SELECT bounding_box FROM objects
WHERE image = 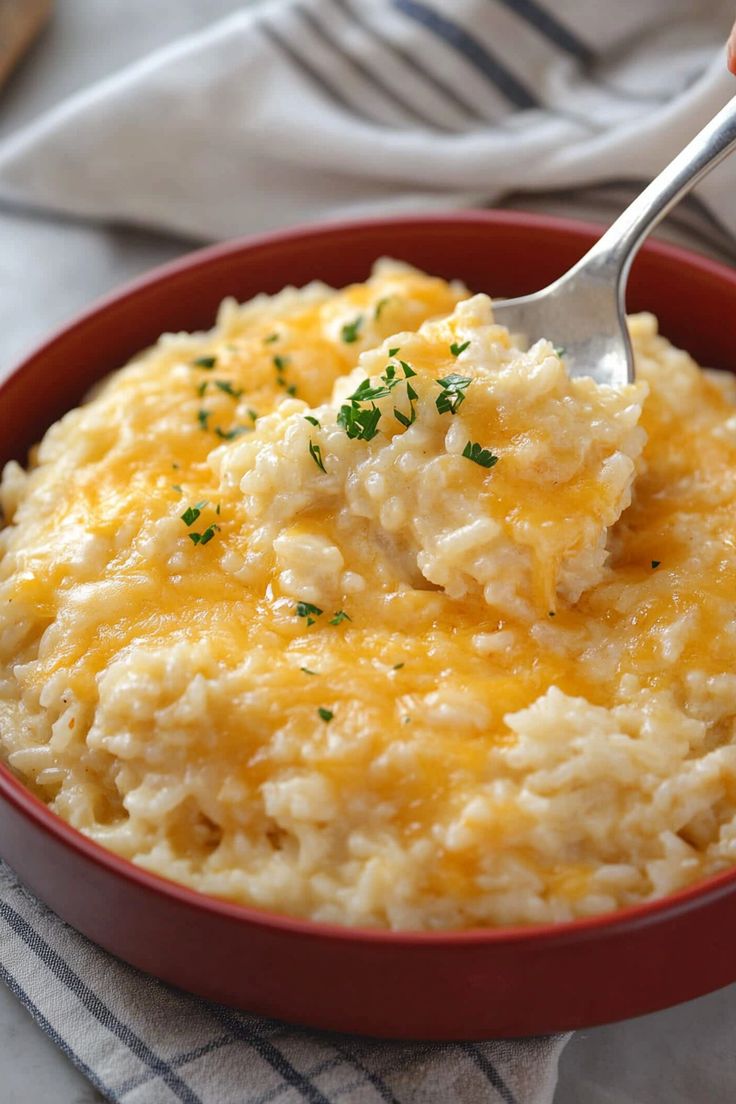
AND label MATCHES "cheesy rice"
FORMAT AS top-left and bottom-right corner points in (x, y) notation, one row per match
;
(2, 261), (736, 930)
